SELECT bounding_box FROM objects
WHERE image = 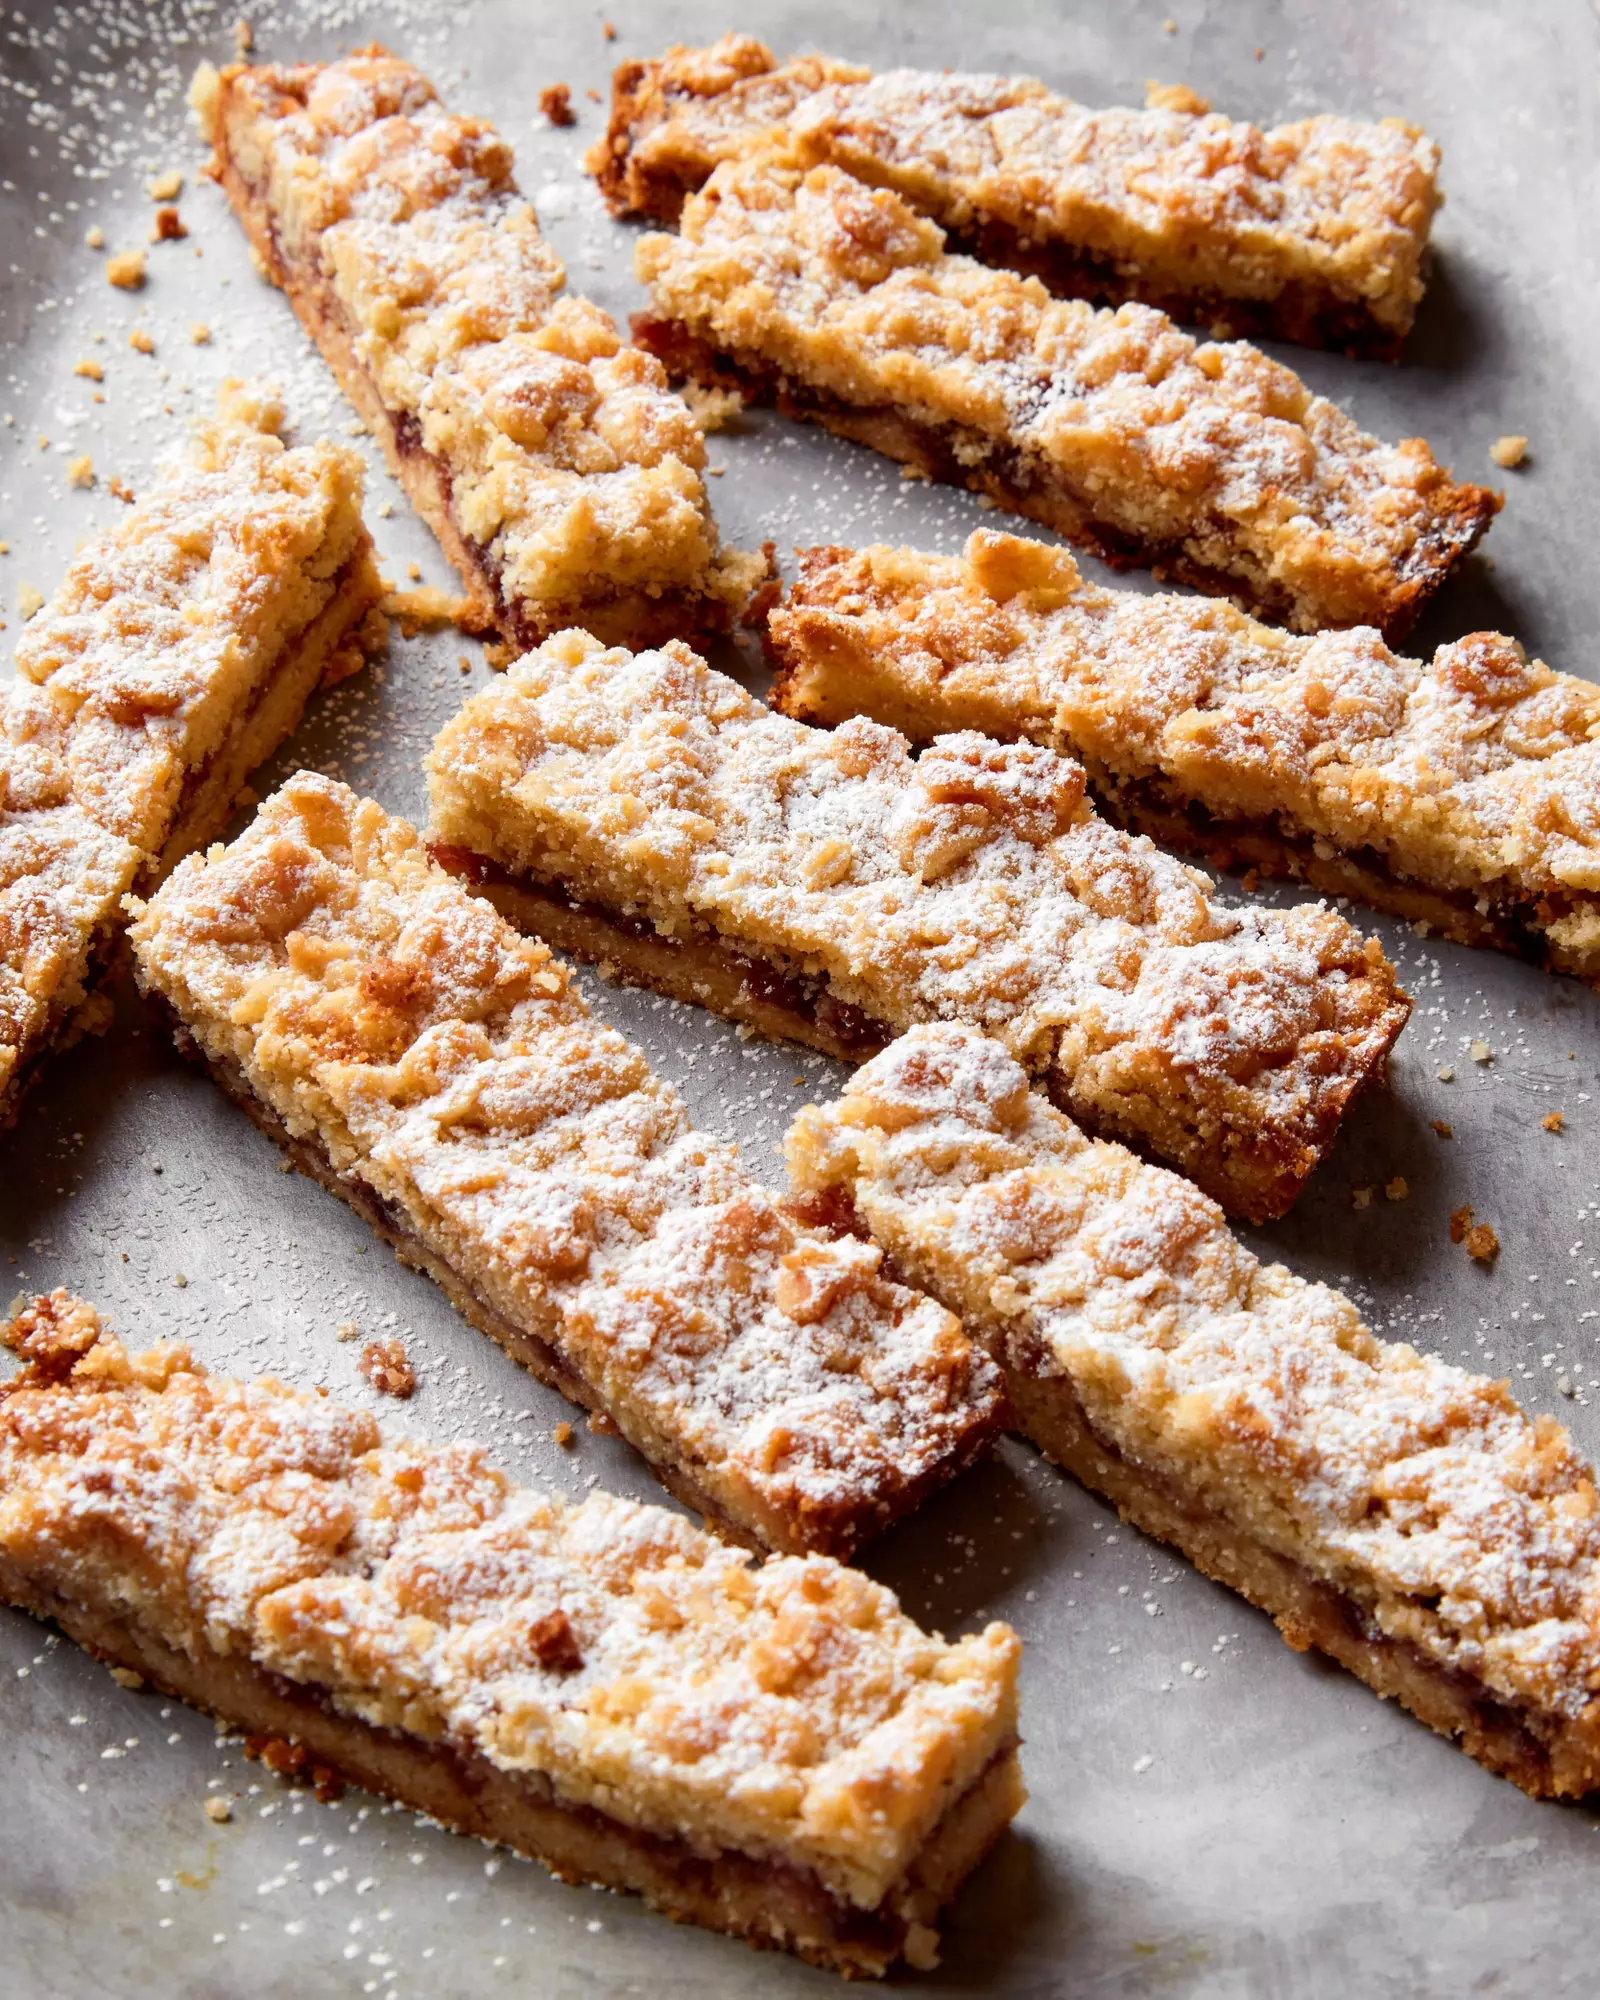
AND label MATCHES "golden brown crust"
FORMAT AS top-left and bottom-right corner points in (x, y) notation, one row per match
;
(0, 391), (382, 1129)
(190, 51), (766, 653)
(633, 150), (1496, 639)
(593, 36), (1440, 355)
(128, 773), (1005, 1558)
(426, 628), (1410, 1224)
(768, 532), (1600, 984)
(0, 1293), (1022, 1973)
(785, 1026), (1600, 1800)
